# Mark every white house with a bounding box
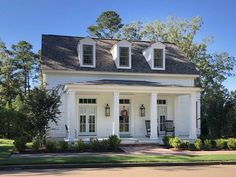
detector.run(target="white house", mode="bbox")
[41,34,201,144]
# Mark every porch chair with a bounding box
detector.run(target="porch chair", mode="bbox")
[164,120,175,136]
[145,120,159,137]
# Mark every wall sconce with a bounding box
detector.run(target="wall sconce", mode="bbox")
[105,104,110,117]
[140,104,145,117]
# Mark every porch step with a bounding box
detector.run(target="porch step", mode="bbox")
[120,138,160,145]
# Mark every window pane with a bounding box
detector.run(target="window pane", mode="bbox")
[83,45,93,65]
[154,49,163,68]
[119,47,129,67]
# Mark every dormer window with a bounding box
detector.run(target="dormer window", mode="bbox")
[119,47,129,67]
[110,40,131,69]
[143,42,165,70]
[82,44,94,65]
[153,48,164,68]
[78,38,96,68]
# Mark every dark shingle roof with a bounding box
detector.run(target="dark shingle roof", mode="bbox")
[41,34,198,75]
[67,79,195,88]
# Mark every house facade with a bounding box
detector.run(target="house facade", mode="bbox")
[41,34,201,143]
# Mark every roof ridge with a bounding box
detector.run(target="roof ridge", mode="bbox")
[42,34,176,44]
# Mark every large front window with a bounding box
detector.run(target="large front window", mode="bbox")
[82,44,94,65]
[119,47,129,67]
[154,48,163,68]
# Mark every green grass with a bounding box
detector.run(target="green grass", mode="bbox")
[1,154,236,165]
[1,139,236,166]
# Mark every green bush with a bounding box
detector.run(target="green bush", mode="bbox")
[194,139,202,150]
[215,139,227,150]
[32,138,40,152]
[227,138,236,150]
[58,141,69,152]
[89,138,109,152]
[45,140,57,152]
[162,136,171,147]
[14,137,27,152]
[75,139,86,152]
[180,140,190,150]
[204,139,212,150]
[108,135,121,150]
[169,137,181,149]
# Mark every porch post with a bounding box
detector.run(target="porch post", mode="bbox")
[150,93,158,139]
[189,93,197,140]
[67,90,77,141]
[112,92,120,137]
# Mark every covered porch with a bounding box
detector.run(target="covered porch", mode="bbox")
[63,80,201,144]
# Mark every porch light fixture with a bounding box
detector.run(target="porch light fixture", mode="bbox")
[105,104,110,117]
[140,104,145,117]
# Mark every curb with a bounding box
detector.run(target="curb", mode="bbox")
[1,161,236,170]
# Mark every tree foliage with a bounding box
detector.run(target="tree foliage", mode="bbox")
[24,86,62,142]
[87,11,123,39]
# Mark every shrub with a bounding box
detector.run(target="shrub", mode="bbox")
[180,140,190,150]
[169,137,181,149]
[32,138,40,152]
[215,139,227,150]
[75,139,85,152]
[204,139,212,150]
[14,136,27,152]
[108,135,121,150]
[45,140,57,152]
[58,141,69,152]
[194,139,202,150]
[89,138,109,152]
[162,136,171,147]
[227,138,236,150]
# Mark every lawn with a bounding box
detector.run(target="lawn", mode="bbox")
[1,139,236,166]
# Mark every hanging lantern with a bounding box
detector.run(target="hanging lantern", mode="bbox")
[140,104,145,117]
[105,104,110,117]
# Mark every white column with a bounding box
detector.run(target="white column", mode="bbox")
[174,95,179,136]
[67,90,77,141]
[112,92,120,137]
[189,93,197,139]
[150,93,158,139]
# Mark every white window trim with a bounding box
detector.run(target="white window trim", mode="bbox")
[152,47,165,70]
[78,38,96,68]
[118,46,132,69]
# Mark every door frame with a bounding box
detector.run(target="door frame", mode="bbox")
[157,99,168,135]
[77,97,97,136]
[119,96,133,135]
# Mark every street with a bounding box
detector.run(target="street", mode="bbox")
[0,165,236,177]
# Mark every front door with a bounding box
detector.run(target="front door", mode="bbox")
[119,99,131,134]
[78,98,97,135]
[157,99,167,135]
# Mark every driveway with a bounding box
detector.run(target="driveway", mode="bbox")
[1,165,236,177]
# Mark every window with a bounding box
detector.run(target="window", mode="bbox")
[82,45,93,65]
[119,99,130,104]
[157,99,166,105]
[153,49,163,68]
[119,47,129,67]
[79,98,96,104]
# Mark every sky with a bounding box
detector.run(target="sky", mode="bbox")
[0,0,235,90]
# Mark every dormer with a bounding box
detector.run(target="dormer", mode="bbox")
[143,42,165,70]
[110,40,132,69]
[78,38,96,68]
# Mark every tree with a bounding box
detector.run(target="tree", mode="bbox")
[11,41,37,95]
[119,21,143,40]
[87,11,123,39]
[24,86,62,144]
